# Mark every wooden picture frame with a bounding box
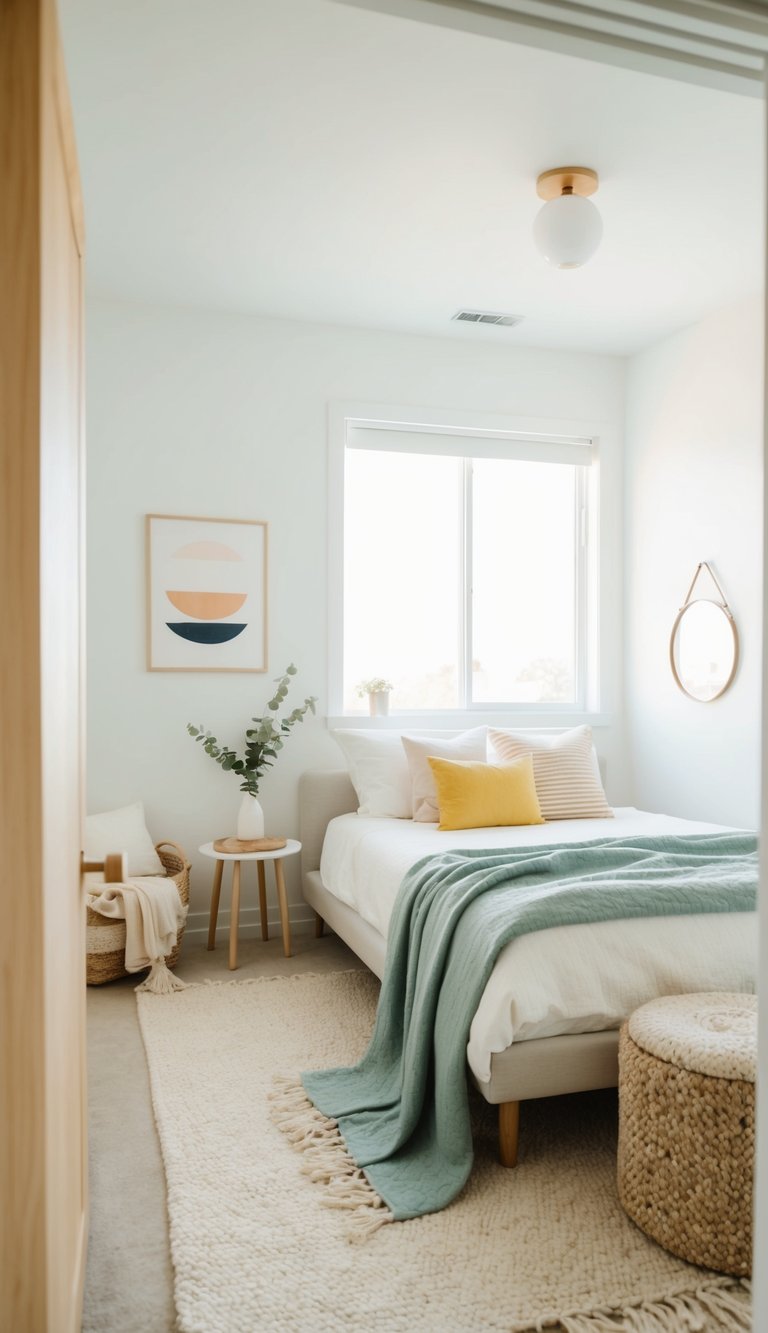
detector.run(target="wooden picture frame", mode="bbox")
[146,514,268,672]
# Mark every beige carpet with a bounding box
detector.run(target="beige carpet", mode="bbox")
[137,971,750,1333]
[82,933,357,1333]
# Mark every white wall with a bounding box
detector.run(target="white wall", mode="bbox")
[624,299,764,827]
[86,296,628,937]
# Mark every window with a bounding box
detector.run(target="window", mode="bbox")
[334,413,594,716]
[470,457,579,705]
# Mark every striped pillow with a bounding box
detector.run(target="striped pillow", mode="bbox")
[488,725,612,821]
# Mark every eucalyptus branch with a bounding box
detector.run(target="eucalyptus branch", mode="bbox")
[188,665,317,796]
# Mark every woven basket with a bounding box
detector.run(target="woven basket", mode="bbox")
[86,840,191,986]
[617,1012,755,1276]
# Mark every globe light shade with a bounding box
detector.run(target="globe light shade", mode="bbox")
[533,193,603,269]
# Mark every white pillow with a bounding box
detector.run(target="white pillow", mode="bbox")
[331,730,413,818]
[488,725,612,820]
[401,727,488,822]
[85,801,165,876]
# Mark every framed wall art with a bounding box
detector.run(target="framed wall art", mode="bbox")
[146,514,268,672]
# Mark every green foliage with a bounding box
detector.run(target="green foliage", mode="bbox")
[355,676,393,698]
[187,664,318,796]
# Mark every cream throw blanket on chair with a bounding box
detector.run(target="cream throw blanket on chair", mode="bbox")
[88,876,189,993]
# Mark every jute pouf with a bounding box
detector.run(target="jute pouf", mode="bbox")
[618,991,756,1277]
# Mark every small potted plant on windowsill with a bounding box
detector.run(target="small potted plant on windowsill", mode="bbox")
[187,665,317,840]
[356,677,393,718]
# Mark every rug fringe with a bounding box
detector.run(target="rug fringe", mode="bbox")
[134,960,189,994]
[136,970,365,998]
[202,969,364,990]
[269,1075,393,1243]
[515,1277,751,1332]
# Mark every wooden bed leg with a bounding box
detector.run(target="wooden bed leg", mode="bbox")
[314,912,325,938]
[499,1101,520,1168]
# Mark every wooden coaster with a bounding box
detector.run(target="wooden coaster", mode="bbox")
[213,835,287,854]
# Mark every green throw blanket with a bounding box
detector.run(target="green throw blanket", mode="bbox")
[298,832,757,1225]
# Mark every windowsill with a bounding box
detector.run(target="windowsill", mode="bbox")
[327,710,613,730]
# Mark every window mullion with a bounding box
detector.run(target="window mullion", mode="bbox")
[462,458,474,709]
[575,467,588,710]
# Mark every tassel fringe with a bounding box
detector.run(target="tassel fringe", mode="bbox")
[514,1277,751,1332]
[201,969,363,990]
[134,960,189,994]
[269,1075,393,1243]
[136,967,363,1000]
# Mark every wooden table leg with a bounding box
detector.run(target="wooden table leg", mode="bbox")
[273,858,292,958]
[257,860,268,941]
[314,912,325,938]
[207,860,224,951]
[229,860,241,971]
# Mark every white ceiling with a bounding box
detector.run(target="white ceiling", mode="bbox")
[61,0,765,355]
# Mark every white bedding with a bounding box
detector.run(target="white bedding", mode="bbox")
[319,809,757,1084]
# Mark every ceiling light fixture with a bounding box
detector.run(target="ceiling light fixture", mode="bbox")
[534,167,602,270]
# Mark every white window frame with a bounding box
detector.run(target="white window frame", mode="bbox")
[328,400,608,728]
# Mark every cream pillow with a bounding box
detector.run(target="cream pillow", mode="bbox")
[331,730,412,817]
[488,725,612,820]
[84,801,165,876]
[401,727,488,822]
[428,755,544,831]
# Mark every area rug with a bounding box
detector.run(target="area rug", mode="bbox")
[136,971,750,1333]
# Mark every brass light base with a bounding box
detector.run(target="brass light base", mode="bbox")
[536,166,599,200]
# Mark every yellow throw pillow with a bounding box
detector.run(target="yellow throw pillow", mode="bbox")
[427,754,545,832]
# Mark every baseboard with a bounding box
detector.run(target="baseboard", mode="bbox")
[184,906,317,943]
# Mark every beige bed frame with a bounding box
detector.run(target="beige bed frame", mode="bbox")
[299,770,620,1167]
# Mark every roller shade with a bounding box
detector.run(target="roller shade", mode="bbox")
[346,423,592,467]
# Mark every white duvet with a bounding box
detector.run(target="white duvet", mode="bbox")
[319,809,757,1084]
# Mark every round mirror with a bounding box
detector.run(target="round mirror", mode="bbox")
[669,599,738,702]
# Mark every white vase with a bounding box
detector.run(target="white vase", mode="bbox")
[237,792,265,840]
[368,691,390,717]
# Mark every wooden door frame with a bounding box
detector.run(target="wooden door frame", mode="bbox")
[0,0,87,1328]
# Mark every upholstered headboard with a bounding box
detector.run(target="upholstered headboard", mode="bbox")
[298,769,357,879]
[298,746,609,883]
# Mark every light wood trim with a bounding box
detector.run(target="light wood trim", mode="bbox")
[41,0,87,1319]
[274,859,292,958]
[1,2,86,1325]
[71,1211,87,1333]
[499,1101,520,1168]
[0,1,46,1320]
[52,20,84,254]
[229,861,242,970]
[257,861,269,941]
[75,91,88,1321]
[207,860,224,951]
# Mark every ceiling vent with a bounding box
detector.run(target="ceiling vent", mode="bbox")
[451,309,524,328]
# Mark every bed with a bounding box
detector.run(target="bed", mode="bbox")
[298,768,757,1166]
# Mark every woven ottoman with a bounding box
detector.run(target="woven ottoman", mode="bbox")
[617,992,755,1276]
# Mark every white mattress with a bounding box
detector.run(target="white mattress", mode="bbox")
[319,809,757,1084]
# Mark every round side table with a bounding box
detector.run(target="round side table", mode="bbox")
[199,839,301,971]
